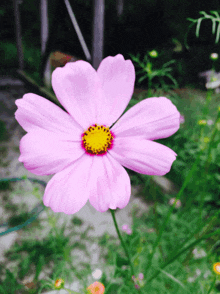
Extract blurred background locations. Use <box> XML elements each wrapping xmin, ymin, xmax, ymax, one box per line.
<box><xmin>1</xmin><ymin>0</ymin><xmax>220</xmax><ymax>90</ymax></box>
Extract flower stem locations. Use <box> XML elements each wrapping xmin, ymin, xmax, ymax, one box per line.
<box><xmin>64</xmin><ymin>287</ymin><xmax>80</xmax><ymax>294</ymax></box>
<box><xmin>109</xmin><ymin>209</ymin><xmax>135</xmax><ymax>277</ymax></box>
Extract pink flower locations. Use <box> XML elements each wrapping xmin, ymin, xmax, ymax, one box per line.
<box><xmin>15</xmin><ymin>54</ymin><xmax>180</xmax><ymax>215</ymax></box>
<box><xmin>87</xmin><ymin>281</ymin><xmax>105</xmax><ymax>294</ymax></box>
<box><xmin>138</xmin><ymin>273</ymin><xmax>144</xmax><ymax>280</ymax></box>
<box><xmin>180</xmin><ymin>114</ymin><xmax>185</xmax><ymax>124</ymax></box>
<box><xmin>122</xmin><ymin>224</ymin><xmax>132</xmax><ymax>235</ymax></box>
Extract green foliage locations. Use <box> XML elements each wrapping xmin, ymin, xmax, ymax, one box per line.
<box><xmin>188</xmin><ymin>11</ymin><xmax>220</xmax><ymax>44</ymax></box>
<box><xmin>0</xmin><ymin>119</ymin><xmax>8</xmax><ymax>141</ymax></box>
<box><xmin>130</xmin><ymin>51</ymin><xmax>178</xmax><ymax>95</ymax></box>
<box><xmin>0</xmin><ymin>269</ymin><xmax>26</xmax><ymax>294</ymax></box>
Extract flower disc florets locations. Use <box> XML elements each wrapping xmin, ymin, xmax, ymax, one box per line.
<box><xmin>82</xmin><ymin>124</ymin><xmax>114</xmax><ymax>155</ymax></box>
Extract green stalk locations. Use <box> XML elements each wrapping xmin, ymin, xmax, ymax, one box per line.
<box><xmin>206</xmin><ymin>275</ymin><xmax>217</xmax><ymax>294</ymax></box>
<box><xmin>147</xmin><ymin>222</ymin><xmax>220</xmax><ymax>283</ymax></box>
<box><xmin>64</xmin><ymin>288</ymin><xmax>81</xmax><ymax>294</ymax></box>
<box><xmin>202</xmin><ymin>89</ymin><xmax>213</xmax><ymax>119</ymax></box>
<box><xmin>145</xmin><ymin>147</ymin><xmax>203</xmax><ymax>274</ymax></box>
<box><xmin>110</xmin><ymin>209</ymin><xmax>144</xmax><ymax>292</ymax></box>
<box><xmin>198</xmin><ymin>110</ymin><xmax>220</xmax><ymax>216</ymax></box>
<box><xmin>110</xmin><ymin>209</ymin><xmax>135</xmax><ymax>277</ymax></box>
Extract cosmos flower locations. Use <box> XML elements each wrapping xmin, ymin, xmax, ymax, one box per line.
<box><xmin>199</xmin><ymin>69</ymin><xmax>220</xmax><ymax>92</ymax></box>
<box><xmin>15</xmin><ymin>54</ymin><xmax>180</xmax><ymax>215</ymax></box>
<box><xmin>87</xmin><ymin>281</ymin><xmax>105</xmax><ymax>294</ymax></box>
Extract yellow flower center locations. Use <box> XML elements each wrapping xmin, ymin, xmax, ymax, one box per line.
<box><xmin>82</xmin><ymin>124</ymin><xmax>114</xmax><ymax>155</ymax></box>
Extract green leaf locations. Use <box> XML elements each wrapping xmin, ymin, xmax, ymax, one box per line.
<box><xmin>156</xmin><ymin>267</ymin><xmax>187</xmax><ymax>290</ymax></box>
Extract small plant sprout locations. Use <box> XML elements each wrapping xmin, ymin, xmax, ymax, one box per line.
<box><xmin>129</xmin><ymin>51</ymin><xmax>178</xmax><ymax>96</ymax></box>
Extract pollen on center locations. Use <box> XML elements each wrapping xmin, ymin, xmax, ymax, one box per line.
<box><xmin>81</xmin><ymin>124</ymin><xmax>115</xmax><ymax>156</ymax></box>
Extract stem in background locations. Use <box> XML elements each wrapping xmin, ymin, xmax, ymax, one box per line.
<box><xmin>64</xmin><ymin>288</ymin><xmax>80</xmax><ymax>294</ymax></box>
<box><xmin>202</xmin><ymin>89</ymin><xmax>213</xmax><ymax>119</ymax></box>
<box><xmin>145</xmin><ymin>147</ymin><xmax>203</xmax><ymax>274</ymax></box>
<box><xmin>148</xmin><ymin>78</ymin><xmax>152</xmax><ymax>97</ymax></box>
<box><xmin>150</xmin><ymin>177</ymin><xmax>164</xmax><ymax>260</ymax></box>
<box><xmin>207</xmin><ymin>275</ymin><xmax>217</xmax><ymax>294</ymax></box>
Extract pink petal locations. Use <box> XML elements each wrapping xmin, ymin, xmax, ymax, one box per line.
<box><xmin>111</xmin><ymin>97</ymin><xmax>180</xmax><ymax>140</ymax></box>
<box><xmin>52</xmin><ymin>60</ymin><xmax>105</xmax><ymax>129</ymax></box>
<box><xmin>109</xmin><ymin>136</ymin><xmax>177</xmax><ymax>176</ymax></box>
<box><xmin>88</xmin><ymin>153</ymin><xmax>131</xmax><ymax>212</ymax></box>
<box><xmin>43</xmin><ymin>155</ymin><xmax>92</xmax><ymax>214</ymax></box>
<box><xmin>15</xmin><ymin>93</ymin><xmax>82</xmax><ymax>135</ymax></box>
<box><xmin>122</xmin><ymin>224</ymin><xmax>129</xmax><ymax>231</ymax></box>
<box><xmin>19</xmin><ymin>129</ymin><xmax>84</xmax><ymax>175</ymax></box>
<box><xmin>97</xmin><ymin>54</ymin><xmax>135</xmax><ymax>127</ymax></box>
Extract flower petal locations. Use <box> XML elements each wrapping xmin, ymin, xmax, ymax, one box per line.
<box><xmin>111</xmin><ymin>97</ymin><xmax>180</xmax><ymax>140</ymax></box>
<box><xmin>88</xmin><ymin>153</ymin><xmax>131</xmax><ymax>212</ymax></box>
<box><xmin>206</xmin><ymin>80</ymin><xmax>220</xmax><ymax>89</ymax></box>
<box><xmin>97</xmin><ymin>54</ymin><xmax>135</xmax><ymax>127</ymax></box>
<box><xmin>52</xmin><ymin>60</ymin><xmax>105</xmax><ymax>129</ymax></box>
<box><xmin>19</xmin><ymin>129</ymin><xmax>84</xmax><ymax>175</ymax></box>
<box><xmin>109</xmin><ymin>136</ymin><xmax>177</xmax><ymax>176</ymax></box>
<box><xmin>15</xmin><ymin>93</ymin><xmax>82</xmax><ymax>136</ymax></box>
<box><xmin>43</xmin><ymin>155</ymin><xmax>92</xmax><ymax>214</ymax></box>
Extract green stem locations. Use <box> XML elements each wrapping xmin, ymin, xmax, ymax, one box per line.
<box><xmin>150</xmin><ymin>177</ymin><xmax>164</xmax><ymax>260</ymax></box>
<box><xmin>202</xmin><ymin>89</ymin><xmax>212</xmax><ymax>119</ymax></box>
<box><xmin>64</xmin><ymin>287</ymin><xmax>81</xmax><ymax>294</ymax></box>
<box><xmin>110</xmin><ymin>210</ymin><xmax>145</xmax><ymax>293</ymax></box>
<box><xmin>207</xmin><ymin>275</ymin><xmax>217</xmax><ymax>294</ymax></box>
<box><xmin>110</xmin><ymin>209</ymin><xmax>146</xmax><ymax>293</ymax></box>
<box><xmin>145</xmin><ymin>147</ymin><xmax>203</xmax><ymax>274</ymax></box>
<box><xmin>148</xmin><ymin>78</ymin><xmax>152</xmax><ymax>97</ymax></box>
<box><xmin>110</xmin><ymin>209</ymin><xmax>135</xmax><ymax>277</ymax></box>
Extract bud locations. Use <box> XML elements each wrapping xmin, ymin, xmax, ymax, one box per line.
<box><xmin>169</xmin><ymin>197</ymin><xmax>181</xmax><ymax>208</ymax></box>
<box><xmin>198</xmin><ymin>120</ymin><xmax>207</xmax><ymax>126</ymax></box>
<box><xmin>213</xmin><ymin>262</ymin><xmax>220</xmax><ymax>275</ymax></box>
<box><xmin>54</xmin><ymin>278</ymin><xmax>65</xmax><ymax>290</ymax></box>
<box><xmin>132</xmin><ymin>274</ymin><xmax>145</xmax><ymax>289</ymax></box>
<box><xmin>210</xmin><ymin>53</ymin><xmax>218</xmax><ymax>60</ymax></box>
<box><xmin>149</xmin><ymin>50</ymin><xmax>158</xmax><ymax>58</ymax></box>
<box><xmin>203</xmin><ymin>137</ymin><xmax>210</xmax><ymax>144</ymax></box>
